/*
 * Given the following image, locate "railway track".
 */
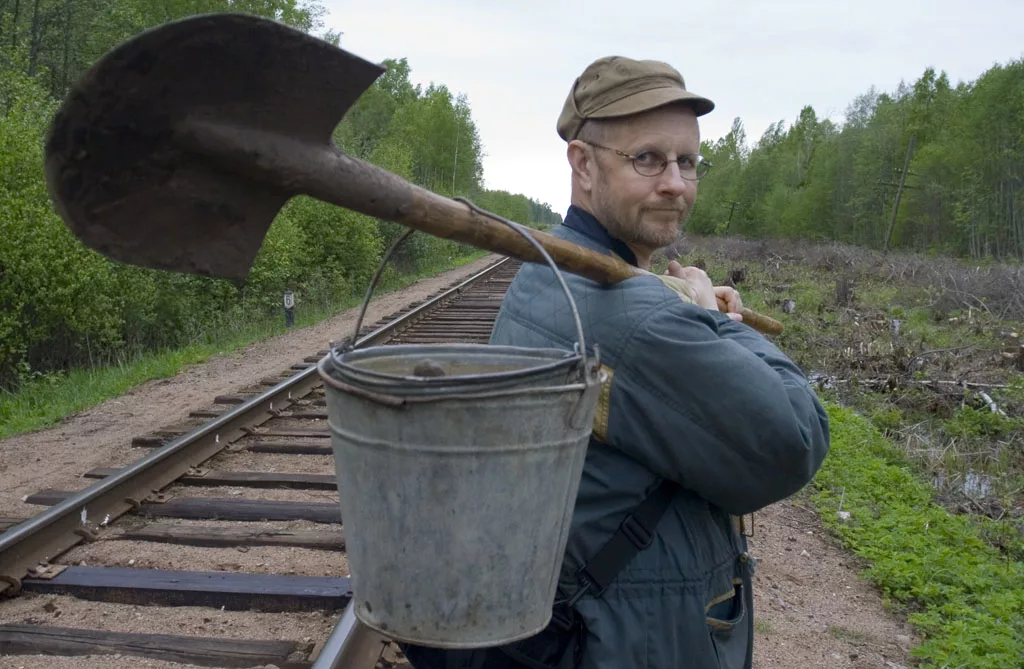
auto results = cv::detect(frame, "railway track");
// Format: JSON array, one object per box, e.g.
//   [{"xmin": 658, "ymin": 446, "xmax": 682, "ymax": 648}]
[{"xmin": 0, "ymin": 256, "xmax": 520, "ymax": 669}]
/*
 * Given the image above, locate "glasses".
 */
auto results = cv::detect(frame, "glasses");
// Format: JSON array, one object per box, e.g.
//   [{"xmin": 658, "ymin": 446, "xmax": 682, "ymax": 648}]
[{"xmin": 586, "ymin": 142, "xmax": 711, "ymax": 180}]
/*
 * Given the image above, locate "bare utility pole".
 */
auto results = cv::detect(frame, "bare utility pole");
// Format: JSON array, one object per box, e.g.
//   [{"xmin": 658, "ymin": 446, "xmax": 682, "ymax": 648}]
[
  {"xmin": 884, "ymin": 135, "xmax": 916, "ymax": 252},
  {"xmin": 452, "ymin": 120, "xmax": 459, "ymax": 194},
  {"xmin": 721, "ymin": 200, "xmax": 740, "ymax": 231}
]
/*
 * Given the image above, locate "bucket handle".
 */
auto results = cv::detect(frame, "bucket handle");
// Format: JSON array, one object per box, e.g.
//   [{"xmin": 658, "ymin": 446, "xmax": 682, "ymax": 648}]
[
  {"xmin": 347, "ymin": 226, "xmax": 417, "ymax": 349},
  {"xmin": 344, "ymin": 199, "xmax": 598, "ymax": 385}
]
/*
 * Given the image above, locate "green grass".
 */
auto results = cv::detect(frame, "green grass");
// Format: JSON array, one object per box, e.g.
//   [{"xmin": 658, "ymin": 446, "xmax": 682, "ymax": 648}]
[
  {"xmin": 810, "ymin": 404, "xmax": 1024, "ymax": 669},
  {"xmin": 0, "ymin": 251, "xmax": 488, "ymax": 439},
  {"xmin": 0, "ymin": 343, "xmax": 242, "ymax": 438}
]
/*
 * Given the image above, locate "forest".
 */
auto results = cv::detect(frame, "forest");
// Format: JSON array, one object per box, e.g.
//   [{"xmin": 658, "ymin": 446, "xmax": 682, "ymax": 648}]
[
  {"xmin": 0, "ymin": 0, "xmax": 561, "ymax": 389},
  {"xmin": 691, "ymin": 62, "xmax": 1024, "ymax": 261}
]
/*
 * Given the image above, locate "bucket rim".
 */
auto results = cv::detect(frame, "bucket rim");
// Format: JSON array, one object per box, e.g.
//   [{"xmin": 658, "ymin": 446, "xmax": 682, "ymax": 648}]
[{"xmin": 320, "ymin": 343, "xmax": 585, "ymax": 390}]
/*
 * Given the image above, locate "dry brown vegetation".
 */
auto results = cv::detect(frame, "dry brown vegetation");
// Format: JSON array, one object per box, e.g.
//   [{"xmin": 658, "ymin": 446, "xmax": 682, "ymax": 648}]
[{"xmin": 659, "ymin": 235, "xmax": 1024, "ymax": 531}]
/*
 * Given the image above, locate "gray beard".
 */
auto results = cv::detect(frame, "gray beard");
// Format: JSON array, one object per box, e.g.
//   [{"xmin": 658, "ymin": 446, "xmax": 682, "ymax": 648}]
[
  {"xmin": 597, "ymin": 202, "xmax": 685, "ymax": 251},
  {"xmin": 589, "ymin": 167, "xmax": 690, "ymax": 252},
  {"xmin": 617, "ymin": 217, "xmax": 682, "ymax": 249}
]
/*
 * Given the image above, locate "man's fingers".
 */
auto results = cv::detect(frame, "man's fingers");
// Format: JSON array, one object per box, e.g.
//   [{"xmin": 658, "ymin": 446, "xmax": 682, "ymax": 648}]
[
  {"xmin": 714, "ymin": 286, "xmax": 743, "ymax": 314},
  {"xmin": 661, "ymin": 263, "xmax": 718, "ymax": 309},
  {"xmin": 665, "ymin": 260, "xmax": 686, "ymax": 278},
  {"xmin": 717, "ymin": 294, "xmax": 739, "ymax": 313}
]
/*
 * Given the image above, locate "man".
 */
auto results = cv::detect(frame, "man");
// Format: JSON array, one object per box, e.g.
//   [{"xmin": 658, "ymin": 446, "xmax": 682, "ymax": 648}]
[{"xmin": 403, "ymin": 56, "xmax": 830, "ymax": 669}]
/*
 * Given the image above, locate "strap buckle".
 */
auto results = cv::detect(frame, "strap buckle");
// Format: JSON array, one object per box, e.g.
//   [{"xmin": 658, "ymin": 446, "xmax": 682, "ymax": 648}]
[
  {"xmin": 620, "ymin": 513, "xmax": 654, "ymax": 550},
  {"xmin": 549, "ymin": 603, "xmax": 576, "ymax": 633},
  {"xmin": 570, "ymin": 565, "xmax": 601, "ymax": 601},
  {"xmin": 550, "ymin": 582, "xmax": 589, "ymax": 633}
]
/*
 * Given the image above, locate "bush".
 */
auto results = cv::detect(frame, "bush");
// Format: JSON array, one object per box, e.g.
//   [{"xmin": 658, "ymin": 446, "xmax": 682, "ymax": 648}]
[{"xmin": 1, "ymin": 72, "xmax": 123, "ymax": 384}]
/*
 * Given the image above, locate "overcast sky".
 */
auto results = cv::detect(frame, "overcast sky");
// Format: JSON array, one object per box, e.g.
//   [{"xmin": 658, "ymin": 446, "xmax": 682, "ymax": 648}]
[{"xmin": 320, "ymin": 0, "xmax": 1024, "ymax": 216}]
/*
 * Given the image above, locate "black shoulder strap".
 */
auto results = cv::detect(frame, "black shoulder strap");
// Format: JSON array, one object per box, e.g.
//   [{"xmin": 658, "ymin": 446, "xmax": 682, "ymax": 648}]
[
  {"xmin": 571, "ymin": 479, "xmax": 678, "ymax": 602},
  {"xmin": 502, "ymin": 482, "xmax": 678, "ymax": 669}
]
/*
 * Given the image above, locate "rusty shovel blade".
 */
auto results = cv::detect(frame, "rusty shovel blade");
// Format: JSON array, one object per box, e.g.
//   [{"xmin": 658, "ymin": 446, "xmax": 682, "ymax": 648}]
[{"xmin": 44, "ymin": 13, "xmax": 384, "ymax": 283}]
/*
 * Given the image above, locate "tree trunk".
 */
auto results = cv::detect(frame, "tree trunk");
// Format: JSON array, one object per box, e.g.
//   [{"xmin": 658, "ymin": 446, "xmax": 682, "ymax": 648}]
[
  {"xmin": 26, "ymin": 0, "xmax": 40, "ymax": 74},
  {"xmin": 1011, "ymin": 182, "xmax": 1022, "ymax": 260},
  {"xmin": 9, "ymin": 0, "xmax": 19, "ymax": 48},
  {"xmin": 60, "ymin": 0, "xmax": 73, "ymax": 93},
  {"xmin": 0, "ymin": 0, "xmax": 8, "ymax": 45}
]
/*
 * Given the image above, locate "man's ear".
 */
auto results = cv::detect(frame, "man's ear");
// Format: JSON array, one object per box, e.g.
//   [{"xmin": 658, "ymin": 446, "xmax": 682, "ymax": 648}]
[{"xmin": 567, "ymin": 140, "xmax": 596, "ymax": 193}]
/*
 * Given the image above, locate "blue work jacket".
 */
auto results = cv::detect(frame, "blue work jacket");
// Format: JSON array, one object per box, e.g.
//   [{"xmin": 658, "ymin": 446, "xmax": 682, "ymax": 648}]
[{"xmin": 486, "ymin": 206, "xmax": 831, "ymax": 669}]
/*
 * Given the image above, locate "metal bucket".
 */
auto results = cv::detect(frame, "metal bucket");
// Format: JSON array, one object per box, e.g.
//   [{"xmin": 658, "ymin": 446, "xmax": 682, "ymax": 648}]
[{"xmin": 317, "ymin": 219, "xmax": 603, "ymax": 647}]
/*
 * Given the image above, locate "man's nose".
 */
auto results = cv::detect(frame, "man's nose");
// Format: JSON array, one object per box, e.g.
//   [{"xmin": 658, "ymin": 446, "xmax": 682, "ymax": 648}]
[{"xmin": 655, "ymin": 161, "xmax": 692, "ymax": 197}]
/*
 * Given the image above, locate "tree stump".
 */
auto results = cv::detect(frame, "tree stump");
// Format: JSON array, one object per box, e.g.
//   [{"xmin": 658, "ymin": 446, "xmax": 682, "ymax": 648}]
[
  {"xmin": 835, "ymin": 276, "xmax": 855, "ymax": 307},
  {"xmin": 727, "ymin": 268, "xmax": 746, "ymax": 287}
]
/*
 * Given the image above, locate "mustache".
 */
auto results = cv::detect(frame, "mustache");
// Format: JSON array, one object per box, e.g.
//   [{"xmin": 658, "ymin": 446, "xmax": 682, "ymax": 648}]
[{"xmin": 642, "ymin": 205, "xmax": 689, "ymax": 215}]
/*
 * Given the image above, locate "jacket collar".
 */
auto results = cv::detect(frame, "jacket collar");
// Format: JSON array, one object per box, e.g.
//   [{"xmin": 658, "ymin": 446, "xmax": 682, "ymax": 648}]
[{"xmin": 561, "ymin": 205, "xmax": 638, "ymax": 267}]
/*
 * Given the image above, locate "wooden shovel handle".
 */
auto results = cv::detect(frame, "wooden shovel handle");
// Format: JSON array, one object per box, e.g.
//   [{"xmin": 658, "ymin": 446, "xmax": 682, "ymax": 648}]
[
  {"xmin": 419, "ymin": 191, "xmax": 783, "ymax": 336},
  {"xmin": 735, "ymin": 308, "xmax": 783, "ymax": 336},
  {"xmin": 425, "ymin": 193, "xmax": 784, "ymax": 335},
  {"xmin": 185, "ymin": 121, "xmax": 784, "ymax": 335}
]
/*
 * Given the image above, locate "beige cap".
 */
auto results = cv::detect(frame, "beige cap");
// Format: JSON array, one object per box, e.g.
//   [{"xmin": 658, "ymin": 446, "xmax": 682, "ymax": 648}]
[{"xmin": 557, "ymin": 56, "xmax": 715, "ymax": 141}]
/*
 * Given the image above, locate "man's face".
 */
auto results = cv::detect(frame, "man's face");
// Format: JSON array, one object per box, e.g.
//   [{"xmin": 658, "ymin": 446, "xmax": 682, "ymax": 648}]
[{"xmin": 587, "ymin": 106, "xmax": 700, "ymax": 257}]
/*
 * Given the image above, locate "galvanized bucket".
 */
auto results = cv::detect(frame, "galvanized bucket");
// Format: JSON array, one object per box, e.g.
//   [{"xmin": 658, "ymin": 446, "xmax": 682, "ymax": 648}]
[{"xmin": 317, "ymin": 221, "xmax": 603, "ymax": 648}]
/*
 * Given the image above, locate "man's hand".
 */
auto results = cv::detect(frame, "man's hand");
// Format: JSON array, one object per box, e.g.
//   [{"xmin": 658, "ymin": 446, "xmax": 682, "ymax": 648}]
[
  {"xmin": 665, "ymin": 261, "xmax": 744, "ymax": 322},
  {"xmin": 665, "ymin": 261, "xmax": 717, "ymax": 309},
  {"xmin": 714, "ymin": 286, "xmax": 744, "ymax": 322}
]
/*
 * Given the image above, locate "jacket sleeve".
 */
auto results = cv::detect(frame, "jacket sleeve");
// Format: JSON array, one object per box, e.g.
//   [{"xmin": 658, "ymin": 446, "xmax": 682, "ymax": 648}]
[{"xmin": 603, "ymin": 298, "xmax": 830, "ymax": 515}]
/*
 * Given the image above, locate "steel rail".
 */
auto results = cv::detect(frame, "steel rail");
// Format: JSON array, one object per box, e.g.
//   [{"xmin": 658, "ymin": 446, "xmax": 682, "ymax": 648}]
[
  {"xmin": 0, "ymin": 256, "xmax": 511, "ymax": 596},
  {"xmin": 311, "ymin": 601, "xmax": 388, "ymax": 669}
]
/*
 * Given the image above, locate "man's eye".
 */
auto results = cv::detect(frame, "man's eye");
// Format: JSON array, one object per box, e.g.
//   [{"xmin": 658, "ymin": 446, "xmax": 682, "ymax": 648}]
[
  {"xmin": 633, "ymin": 152, "xmax": 663, "ymax": 167},
  {"xmin": 677, "ymin": 155, "xmax": 696, "ymax": 169}
]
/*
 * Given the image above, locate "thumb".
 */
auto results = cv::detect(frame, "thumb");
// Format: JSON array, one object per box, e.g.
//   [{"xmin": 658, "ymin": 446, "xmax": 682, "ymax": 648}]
[{"xmin": 665, "ymin": 260, "xmax": 682, "ymax": 276}]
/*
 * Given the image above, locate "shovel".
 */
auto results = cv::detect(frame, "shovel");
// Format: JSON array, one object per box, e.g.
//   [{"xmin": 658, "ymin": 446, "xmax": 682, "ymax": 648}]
[{"xmin": 43, "ymin": 13, "xmax": 782, "ymax": 335}]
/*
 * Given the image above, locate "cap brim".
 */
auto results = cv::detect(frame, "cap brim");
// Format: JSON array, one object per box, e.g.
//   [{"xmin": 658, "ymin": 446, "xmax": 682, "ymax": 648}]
[{"xmin": 590, "ymin": 86, "xmax": 715, "ymax": 119}]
